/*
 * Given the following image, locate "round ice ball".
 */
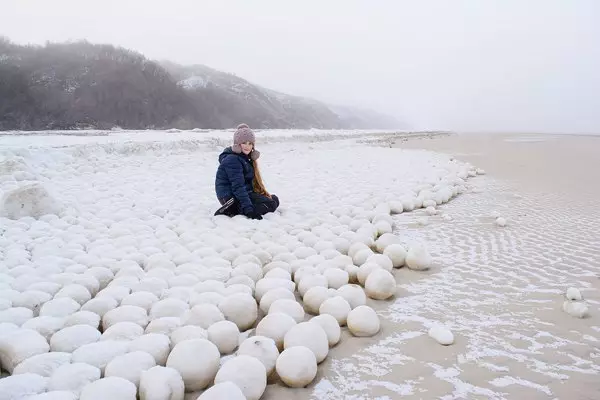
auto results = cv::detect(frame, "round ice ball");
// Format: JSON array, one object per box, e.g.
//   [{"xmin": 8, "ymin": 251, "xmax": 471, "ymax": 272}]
[
  {"xmin": 347, "ymin": 305, "xmax": 380, "ymax": 337},
  {"xmin": 165, "ymin": 339, "xmax": 220, "ymax": 391},
  {"xmin": 259, "ymin": 288, "xmax": 295, "ymax": 314},
  {"xmin": 283, "ymin": 321, "xmax": 328, "ymax": 364},
  {"xmin": 276, "ymin": 346, "xmax": 317, "ymax": 388},
  {"xmin": 255, "ymin": 312, "xmax": 297, "ymax": 351},
  {"xmin": 218, "ymin": 293, "xmax": 257, "ymax": 331},
  {"xmin": 310, "ymin": 314, "xmax": 341, "ymax": 347},
  {"xmin": 237, "ymin": 336, "xmax": 279, "ymax": 376},
  {"xmin": 214, "ymin": 355, "xmax": 267, "ymax": 400},
  {"xmin": 302, "ymin": 286, "xmax": 331, "ymax": 315},
  {"xmin": 104, "ymin": 351, "xmax": 157, "ymax": 387},
  {"xmin": 323, "ymin": 268, "xmax": 349, "ymax": 289},
  {"xmin": 365, "ymin": 269, "xmax": 396, "ymax": 300},
  {"xmin": 268, "ymin": 299, "xmax": 305, "ymax": 323},
  {"xmin": 197, "ymin": 381, "xmax": 245, "ymax": 400},
  {"xmin": 79, "ymin": 376, "xmax": 137, "ymax": 400},
  {"xmin": 405, "ymin": 244, "xmax": 432, "ymax": 271},
  {"xmin": 319, "ymin": 296, "xmax": 351, "ymax": 326},
  {"xmin": 207, "ymin": 320, "xmax": 239, "ymax": 355},
  {"xmin": 138, "ymin": 366, "xmax": 185, "ymax": 400},
  {"xmin": 384, "ymin": 244, "xmax": 407, "ymax": 268},
  {"xmin": 357, "ymin": 262, "xmax": 382, "ymax": 286},
  {"xmin": 336, "ymin": 284, "xmax": 367, "ymax": 309}
]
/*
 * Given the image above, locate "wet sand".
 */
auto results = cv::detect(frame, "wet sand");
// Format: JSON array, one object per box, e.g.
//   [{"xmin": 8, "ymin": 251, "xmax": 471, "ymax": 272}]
[{"xmin": 263, "ymin": 132, "xmax": 600, "ymax": 400}]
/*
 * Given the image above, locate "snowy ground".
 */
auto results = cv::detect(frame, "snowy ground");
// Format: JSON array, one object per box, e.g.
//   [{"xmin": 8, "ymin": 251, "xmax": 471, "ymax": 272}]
[{"xmin": 10, "ymin": 129, "xmax": 593, "ymax": 399}]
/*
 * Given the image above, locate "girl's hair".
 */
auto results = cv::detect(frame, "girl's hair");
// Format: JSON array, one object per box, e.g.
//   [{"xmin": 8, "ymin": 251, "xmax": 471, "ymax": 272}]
[{"xmin": 252, "ymin": 159, "xmax": 271, "ymax": 198}]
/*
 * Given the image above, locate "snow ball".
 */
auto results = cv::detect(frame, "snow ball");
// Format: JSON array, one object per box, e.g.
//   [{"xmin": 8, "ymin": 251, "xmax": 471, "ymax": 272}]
[
  {"xmin": 0, "ymin": 298, "xmax": 12, "ymax": 312},
  {"xmin": 237, "ymin": 336, "xmax": 279, "ymax": 376},
  {"xmin": 54, "ymin": 284, "xmax": 91, "ymax": 306},
  {"xmin": 181, "ymin": 304, "xmax": 224, "ymax": 329},
  {"xmin": 12, "ymin": 290, "xmax": 52, "ymax": 314},
  {"xmin": 0, "ymin": 373, "xmax": 48, "ymax": 399},
  {"xmin": 254, "ymin": 312, "xmax": 296, "ymax": 351},
  {"xmin": 197, "ymin": 381, "xmax": 245, "ymax": 400},
  {"xmin": 129, "ymin": 334, "xmax": 171, "ymax": 366},
  {"xmin": 71, "ymin": 340, "xmax": 130, "ymax": 374},
  {"xmin": 366, "ymin": 254, "xmax": 393, "ymax": 272},
  {"xmin": 86, "ymin": 267, "xmax": 114, "ymax": 290},
  {"xmin": 0, "ymin": 307, "xmax": 34, "ymax": 326},
  {"xmin": 389, "ymin": 201, "xmax": 404, "ymax": 214},
  {"xmin": 226, "ymin": 275, "xmax": 255, "ymax": 290},
  {"xmin": 232, "ymin": 254, "xmax": 262, "ymax": 267},
  {"xmin": 81, "ymin": 297, "xmax": 118, "ymax": 318},
  {"xmin": 425, "ymin": 206, "xmax": 438, "ymax": 216},
  {"xmin": 170, "ymin": 326, "xmax": 208, "ymax": 347},
  {"xmin": 188, "ymin": 291, "xmax": 225, "ymax": 307},
  {"xmin": 22, "ymin": 391, "xmax": 78, "ymax": 400},
  {"xmin": 375, "ymin": 233, "xmax": 402, "ymax": 253},
  {"xmin": 298, "ymin": 274, "xmax": 328, "ymax": 297},
  {"xmin": 566, "ymin": 287, "xmax": 582, "ymax": 301},
  {"xmin": 21, "ymin": 317, "xmax": 65, "ymax": 341},
  {"xmin": 194, "ymin": 280, "xmax": 225, "ymax": 294},
  {"xmin": 207, "ymin": 320, "xmax": 239, "ymax": 354},
  {"xmin": 293, "ymin": 265, "xmax": 318, "ymax": 284},
  {"xmin": 254, "ymin": 278, "xmax": 295, "ymax": 302},
  {"xmin": 218, "ymin": 292, "xmax": 257, "ymax": 331},
  {"xmin": 347, "ymin": 306, "xmax": 380, "ymax": 337},
  {"xmin": 422, "ymin": 199, "xmax": 437, "ymax": 208},
  {"xmin": 353, "ymin": 248, "xmax": 374, "ymax": 266},
  {"xmin": 264, "ymin": 267, "xmax": 292, "ymax": 281},
  {"xmin": 79, "ymin": 376, "xmax": 137, "ymax": 400},
  {"xmin": 102, "ymin": 306, "xmax": 148, "ymax": 330},
  {"xmin": 150, "ymin": 298, "xmax": 189, "ymax": 319},
  {"xmin": 105, "ymin": 351, "xmax": 157, "ymax": 387},
  {"xmin": 302, "ymin": 286, "xmax": 331, "ymax": 315},
  {"xmin": 48, "ymin": 363, "xmax": 101, "ymax": 394},
  {"xmin": 374, "ymin": 220, "xmax": 393, "ymax": 236},
  {"xmin": 562, "ymin": 301, "xmax": 589, "ymax": 318},
  {"xmin": 223, "ymin": 283, "xmax": 253, "ymax": 297},
  {"xmin": 319, "ymin": 296, "xmax": 351, "ymax": 326},
  {"xmin": 214, "ymin": 355, "xmax": 267, "ymax": 400},
  {"xmin": 384, "ymin": 244, "xmax": 407, "ymax": 268},
  {"xmin": 51, "ymin": 324, "xmax": 101, "ymax": 352},
  {"xmin": 428, "ymin": 325, "xmax": 455, "ymax": 345},
  {"xmin": 336, "ymin": 284, "xmax": 367, "ymax": 309},
  {"xmin": 26, "ymin": 282, "xmax": 62, "ymax": 297},
  {"xmin": 365, "ymin": 269, "xmax": 396, "ymax": 300},
  {"xmin": 145, "ymin": 317, "xmax": 182, "ymax": 335},
  {"xmin": 405, "ymin": 244, "xmax": 432, "ymax": 271},
  {"xmin": 323, "ymin": 268, "xmax": 349, "ymax": 289},
  {"xmin": 40, "ymin": 298, "xmax": 81, "ymax": 318},
  {"xmin": 13, "ymin": 351, "xmax": 71, "ymax": 377},
  {"xmin": 101, "ymin": 321, "xmax": 144, "ymax": 341},
  {"xmin": 95, "ymin": 286, "xmax": 130, "ymax": 303},
  {"xmin": 293, "ymin": 246, "xmax": 317, "ymax": 260},
  {"xmin": 138, "ymin": 366, "xmax": 185, "ymax": 400},
  {"xmin": 268, "ymin": 299, "xmax": 305, "ymax": 323},
  {"xmin": 121, "ymin": 292, "xmax": 159, "ymax": 312},
  {"xmin": 345, "ymin": 264, "xmax": 360, "ymax": 284},
  {"xmin": 0, "ymin": 182, "xmax": 63, "ymax": 219},
  {"xmin": 0, "ymin": 329, "xmax": 50, "ymax": 373},
  {"xmin": 276, "ymin": 346, "xmax": 317, "ymax": 388},
  {"xmin": 259, "ymin": 288, "xmax": 296, "ymax": 314},
  {"xmin": 63, "ymin": 311, "xmax": 100, "ymax": 329},
  {"xmin": 495, "ymin": 217, "xmax": 507, "ymax": 227},
  {"xmin": 283, "ymin": 321, "xmax": 328, "ymax": 363},
  {"xmin": 231, "ymin": 263, "xmax": 263, "ymax": 283},
  {"xmin": 132, "ymin": 278, "xmax": 169, "ymax": 298},
  {"xmin": 311, "ymin": 314, "xmax": 341, "ymax": 347},
  {"xmin": 166, "ymin": 339, "xmax": 220, "ymax": 391},
  {"xmin": 357, "ymin": 262, "xmax": 382, "ymax": 286}
]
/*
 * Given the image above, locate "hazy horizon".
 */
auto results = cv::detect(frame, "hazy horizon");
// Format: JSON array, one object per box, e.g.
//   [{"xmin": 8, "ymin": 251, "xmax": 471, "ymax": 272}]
[{"xmin": 2, "ymin": 0, "xmax": 599, "ymax": 133}]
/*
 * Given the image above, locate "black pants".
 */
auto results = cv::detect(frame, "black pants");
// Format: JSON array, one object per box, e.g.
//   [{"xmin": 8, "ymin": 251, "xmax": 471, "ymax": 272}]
[{"xmin": 216, "ymin": 193, "xmax": 279, "ymax": 217}]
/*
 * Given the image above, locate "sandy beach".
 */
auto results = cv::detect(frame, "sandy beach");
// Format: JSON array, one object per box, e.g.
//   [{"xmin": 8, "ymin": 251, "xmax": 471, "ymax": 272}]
[{"xmin": 265, "ymin": 132, "xmax": 600, "ymax": 399}]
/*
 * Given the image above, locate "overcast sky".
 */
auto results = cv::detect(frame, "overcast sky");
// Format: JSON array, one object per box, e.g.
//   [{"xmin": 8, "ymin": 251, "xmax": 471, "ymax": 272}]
[{"xmin": 2, "ymin": 0, "xmax": 599, "ymax": 133}]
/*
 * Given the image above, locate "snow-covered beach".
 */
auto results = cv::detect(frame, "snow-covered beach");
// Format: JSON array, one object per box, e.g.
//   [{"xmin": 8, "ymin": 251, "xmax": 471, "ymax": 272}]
[{"xmin": 1, "ymin": 130, "xmax": 598, "ymax": 399}]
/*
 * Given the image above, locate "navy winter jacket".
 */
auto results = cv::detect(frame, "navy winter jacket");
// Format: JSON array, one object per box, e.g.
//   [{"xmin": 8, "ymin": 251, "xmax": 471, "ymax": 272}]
[{"xmin": 215, "ymin": 147, "xmax": 255, "ymax": 213}]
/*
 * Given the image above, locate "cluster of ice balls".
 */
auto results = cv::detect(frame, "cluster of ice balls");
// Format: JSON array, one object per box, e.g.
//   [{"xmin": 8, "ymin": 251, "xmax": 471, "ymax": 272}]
[{"xmin": 0, "ymin": 157, "xmax": 483, "ymax": 398}]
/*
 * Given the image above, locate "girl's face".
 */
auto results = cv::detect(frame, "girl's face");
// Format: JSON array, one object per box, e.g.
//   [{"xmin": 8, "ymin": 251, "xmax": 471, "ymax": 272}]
[{"xmin": 241, "ymin": 142, "xmax": 253, "ymax": 155}]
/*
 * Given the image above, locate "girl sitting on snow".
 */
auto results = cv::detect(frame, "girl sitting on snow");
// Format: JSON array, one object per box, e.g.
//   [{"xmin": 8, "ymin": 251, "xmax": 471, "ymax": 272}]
[{"xmin": 214, "ymin": 124, "xmax": 280, "ymax": 220}]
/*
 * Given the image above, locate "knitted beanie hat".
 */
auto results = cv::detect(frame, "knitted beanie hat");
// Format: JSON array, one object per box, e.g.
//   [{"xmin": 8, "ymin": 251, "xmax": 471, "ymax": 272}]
[{"xmin": 232, "ymin": 123, "xmax": 260, "ymax": 160}]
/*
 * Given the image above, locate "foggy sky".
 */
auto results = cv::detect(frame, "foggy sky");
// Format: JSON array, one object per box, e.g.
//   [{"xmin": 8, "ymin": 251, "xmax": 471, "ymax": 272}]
[{"xmin": 2, "ymin": 0, "xmax": 599, "ymax": 133}]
